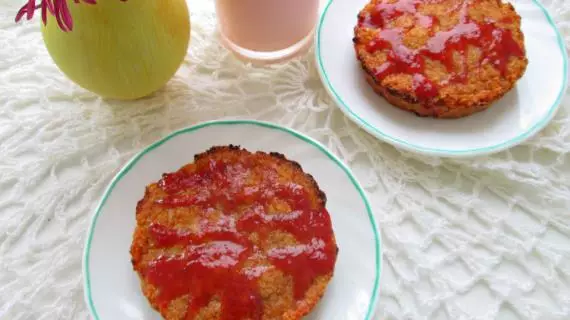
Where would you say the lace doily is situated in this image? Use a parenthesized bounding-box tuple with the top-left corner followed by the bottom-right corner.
(1, 0, 569, 319)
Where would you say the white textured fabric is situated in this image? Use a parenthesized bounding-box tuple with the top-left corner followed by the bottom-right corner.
(1, 0, 570, 319)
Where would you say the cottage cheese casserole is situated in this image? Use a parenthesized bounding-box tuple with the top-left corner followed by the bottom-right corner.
(354, 0, 528, 118)
(130, 146, 338, 320)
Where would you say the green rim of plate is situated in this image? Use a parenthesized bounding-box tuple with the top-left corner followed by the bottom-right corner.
(316, 0, 569, 157)
(83, 119, 381, 320)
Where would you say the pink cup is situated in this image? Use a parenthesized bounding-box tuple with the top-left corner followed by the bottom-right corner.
(215, 0, 321, 64)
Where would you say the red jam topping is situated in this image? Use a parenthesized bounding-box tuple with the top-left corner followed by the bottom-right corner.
(359, 0, 525, 102)
(143, 157, 337, 319)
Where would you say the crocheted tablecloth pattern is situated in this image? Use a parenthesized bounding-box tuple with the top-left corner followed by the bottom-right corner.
(1, 0, 569, 319)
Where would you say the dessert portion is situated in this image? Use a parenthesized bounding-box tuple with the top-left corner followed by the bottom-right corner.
(354, 0, 528, 118)
(130, 145, 338, 320)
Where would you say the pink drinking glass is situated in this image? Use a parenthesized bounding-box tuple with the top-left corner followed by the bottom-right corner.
(215, 0, 321, 64)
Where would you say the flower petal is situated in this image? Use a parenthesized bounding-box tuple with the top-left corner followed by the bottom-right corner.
(15, 5, 28, 22)
(26, 0, 35, 20)
(46, 0, 55, 14)
(59, 0, 74, 31)
(54, 0, 69, 31)
(41, 0, 48, 25)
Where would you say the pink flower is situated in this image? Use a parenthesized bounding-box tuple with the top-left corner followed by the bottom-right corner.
(15, 0, 125, 32)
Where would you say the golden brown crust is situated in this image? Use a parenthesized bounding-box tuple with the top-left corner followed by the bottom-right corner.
(363, 71, 499, 118)
(354, 0, 528, 118)
(196, 145, 327, 206)
(130, 146, 336, 320)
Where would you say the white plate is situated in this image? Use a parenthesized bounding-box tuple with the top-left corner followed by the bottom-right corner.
(83, 120, 381, 320)
(316, 0, 568, 157)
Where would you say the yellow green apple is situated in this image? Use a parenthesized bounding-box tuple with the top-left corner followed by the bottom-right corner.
(41, 0, 190, 100)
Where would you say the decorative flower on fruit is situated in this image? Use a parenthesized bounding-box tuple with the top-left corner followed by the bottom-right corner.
(14, 0, 191, 100)
(16, 0, 127, 31)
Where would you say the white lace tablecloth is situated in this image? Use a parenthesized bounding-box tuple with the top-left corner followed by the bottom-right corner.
(1, 0, 570, 319)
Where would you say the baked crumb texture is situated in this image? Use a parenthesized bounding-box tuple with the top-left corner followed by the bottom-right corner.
(130, 145, 337, 320)
(354, 0, 528, 118)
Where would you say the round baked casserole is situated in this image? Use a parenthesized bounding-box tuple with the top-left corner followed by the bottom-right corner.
(130, 146, 338, 320)
(354, 0, 528, 118)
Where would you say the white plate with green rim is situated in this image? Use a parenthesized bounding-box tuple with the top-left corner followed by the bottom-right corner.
(83, 120, 381, 320)
(316, 0, 568, 157)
